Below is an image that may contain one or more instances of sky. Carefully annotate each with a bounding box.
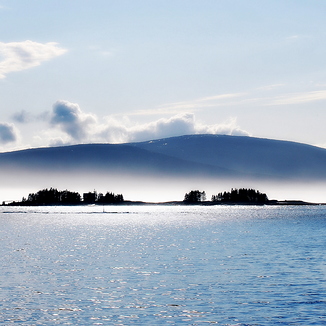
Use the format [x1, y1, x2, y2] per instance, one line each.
[1, 0, 326, 153]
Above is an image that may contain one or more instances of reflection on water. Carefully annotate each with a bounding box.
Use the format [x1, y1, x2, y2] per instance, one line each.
[1, 205, 326, 325]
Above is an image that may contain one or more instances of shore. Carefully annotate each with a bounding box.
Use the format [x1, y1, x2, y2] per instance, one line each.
[3, 199, 324, 206]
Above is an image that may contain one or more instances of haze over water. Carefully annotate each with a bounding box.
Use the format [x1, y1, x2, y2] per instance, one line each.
[1, 205, 326, 325]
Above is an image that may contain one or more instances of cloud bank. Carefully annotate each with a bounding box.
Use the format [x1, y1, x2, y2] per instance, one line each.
[0, 40, 67, 79]
[98, 113, 249, 143]
[48, 100, 250, 145]
[0, 122, 17, 144]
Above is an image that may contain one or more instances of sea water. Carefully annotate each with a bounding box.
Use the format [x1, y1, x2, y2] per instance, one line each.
[0, 205, 326, 325]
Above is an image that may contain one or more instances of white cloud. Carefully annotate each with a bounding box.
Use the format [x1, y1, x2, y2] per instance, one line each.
[50, 100, 96, 141]
[0, 122, 18, 144]
[195, 117, 250, 137]
[96, 113, 250, 143]
[0, 40, 67, 79]
[49, 101, 250, 145]
[127, 113, 196, 141]
[126, 113, 250, 142]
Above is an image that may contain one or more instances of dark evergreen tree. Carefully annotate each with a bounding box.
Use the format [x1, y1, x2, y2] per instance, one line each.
[60, 190, 81, 204]
[5, 188, 124, 206]
[211, 188, 268, 203]
[184, 190, 206, 203]
[97, 192, 124, 203]
[22, 188, 82, 205]
[83, 191, 97, 204]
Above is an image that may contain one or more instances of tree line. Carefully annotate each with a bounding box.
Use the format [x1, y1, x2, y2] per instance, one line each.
[5, 188, 124, 206]
[3, 187, 269, 206]
[184, 188, 268, 204]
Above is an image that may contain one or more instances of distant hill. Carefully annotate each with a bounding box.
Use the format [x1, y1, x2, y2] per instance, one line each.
[0, 142, 233, 177]
[132, 134, 326, 180]
[1, 134, 326, 180]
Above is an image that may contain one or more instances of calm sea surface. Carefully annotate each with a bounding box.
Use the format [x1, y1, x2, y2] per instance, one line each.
[1, 205, 326, 325]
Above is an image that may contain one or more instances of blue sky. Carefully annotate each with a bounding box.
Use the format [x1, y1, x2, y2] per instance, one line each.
[1, 0, 326, 152]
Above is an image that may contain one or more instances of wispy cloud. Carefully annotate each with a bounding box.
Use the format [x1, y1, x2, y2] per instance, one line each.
[184, 87, 326, 109]
[285, 34, 313, 42]
[158, 92, 247, 113]
[256, 84, 285, 91]
[286, 35, 300, 41]
[124, 86, 326, 118]
[197, 93, 246, 102]
[131, 92, 247, 116]
[88, 45, 115, 57]
[267, 90, 326, 106]
[12, 110, 32, 123]
[12, 110, 49, 123]
[0, 40, 67, 79]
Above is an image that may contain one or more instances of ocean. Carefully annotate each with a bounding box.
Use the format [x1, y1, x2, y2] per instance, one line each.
[1, 205, 326, 325]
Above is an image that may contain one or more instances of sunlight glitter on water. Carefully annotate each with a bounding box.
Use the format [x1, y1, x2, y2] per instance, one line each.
[1, 205, 326, 325]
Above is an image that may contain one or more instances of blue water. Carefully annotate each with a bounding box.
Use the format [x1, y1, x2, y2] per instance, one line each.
[1, 205, 326, 325]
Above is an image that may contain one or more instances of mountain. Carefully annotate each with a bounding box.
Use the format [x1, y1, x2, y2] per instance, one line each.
[1, 134, 326, 180]
[0, 142, 234, 177]
[131, 134, 326, 180]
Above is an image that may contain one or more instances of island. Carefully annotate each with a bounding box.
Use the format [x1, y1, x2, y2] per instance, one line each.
[1, 187, 321, 206]
[2, 188, 124, 206]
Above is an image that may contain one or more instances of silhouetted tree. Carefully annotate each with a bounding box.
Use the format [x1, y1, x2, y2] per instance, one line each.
[60, 190, 81, 204]
[211, 188, 268, 203]
[21, 188, 82, 205]
[83, 191, 97, 204]
[5, 187, 125, 206]
[184, 190, 206, 203]
[97, 192, 124, 203]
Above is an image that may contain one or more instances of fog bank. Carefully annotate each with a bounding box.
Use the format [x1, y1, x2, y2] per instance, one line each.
[1, 169, 326, 204]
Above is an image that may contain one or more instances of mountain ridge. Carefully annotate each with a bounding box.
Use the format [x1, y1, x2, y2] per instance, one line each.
[1, 134, 326, 180]
[0, 141, 236, 177]
[132, 134, 326, 179]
